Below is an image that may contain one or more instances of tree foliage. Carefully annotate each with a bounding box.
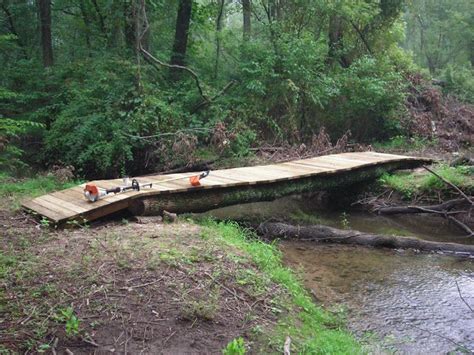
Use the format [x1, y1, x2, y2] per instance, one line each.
[0, 0, 472, 177]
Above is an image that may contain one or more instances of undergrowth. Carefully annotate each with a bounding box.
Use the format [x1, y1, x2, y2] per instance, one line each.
[373, 135, 434, 152]
[379, 165, 473, 199]
[201, 219, 360, 354]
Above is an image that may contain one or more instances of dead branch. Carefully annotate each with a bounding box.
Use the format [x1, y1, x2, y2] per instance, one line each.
[447, 216, 474, 237]
[376, 198, 469, 215]
[455, 280, 474, 313]
[284, 336, 291, 355]
[376, 198, 473, 237]
[423, 166, 473, 206]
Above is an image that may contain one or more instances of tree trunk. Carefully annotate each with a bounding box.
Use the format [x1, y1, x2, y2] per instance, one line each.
[328, 15, 348, 68]
[170, 0, 193, 69]
[128, 160, 430, 216]
[79, 0, 92, 54]
[38, 0, 53, 67]
[91, 0, 106, 35]
[124, 0, 137, 53]
[213, 0, 225, 79]
[257, 222, 474, 257]
[242, 0, 251, 41]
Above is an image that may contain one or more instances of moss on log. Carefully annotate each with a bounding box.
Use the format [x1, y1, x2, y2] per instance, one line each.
[129, 161, 423, 216]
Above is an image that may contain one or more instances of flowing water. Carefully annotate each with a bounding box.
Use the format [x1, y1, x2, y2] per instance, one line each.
[206, 197, 474, 353]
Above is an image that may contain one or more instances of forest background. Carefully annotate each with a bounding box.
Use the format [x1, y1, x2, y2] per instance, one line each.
[1, 0, 472, 179]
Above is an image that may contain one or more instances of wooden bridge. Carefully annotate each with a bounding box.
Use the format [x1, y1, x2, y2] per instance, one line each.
[22, 152, 430, 224]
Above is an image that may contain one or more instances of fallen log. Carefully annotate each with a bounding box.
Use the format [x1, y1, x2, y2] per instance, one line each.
[256, 222, 474, 256]
[375, 198, 470, 215]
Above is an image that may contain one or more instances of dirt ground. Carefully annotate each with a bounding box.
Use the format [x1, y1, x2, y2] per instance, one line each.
[0, 211, 286, 354]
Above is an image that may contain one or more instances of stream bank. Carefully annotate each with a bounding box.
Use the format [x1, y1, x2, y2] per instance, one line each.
[205, 193, 474, 353]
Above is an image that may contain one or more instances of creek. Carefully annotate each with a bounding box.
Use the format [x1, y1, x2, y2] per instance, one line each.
[206, 196, 474, 353]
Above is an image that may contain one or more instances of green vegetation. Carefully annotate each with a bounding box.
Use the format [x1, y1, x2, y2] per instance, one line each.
[0, 177, 358, 353]
[57, 307, 80, 337]
[379, 165, 474, 199]
[1, 0, 471, 179]
[223, 337, 246, 355]
[373, 135, 434, 152]
[202, 220, 360, 353]
[403, 0, 473, 102]
[0, 173, 80, 209]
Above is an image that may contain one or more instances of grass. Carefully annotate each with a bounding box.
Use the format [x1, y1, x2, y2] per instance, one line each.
[379, 164, 473, 199]
[200, 219, 361, 354]
[0, 173, 81, 210]
[373, 135, 434, 152]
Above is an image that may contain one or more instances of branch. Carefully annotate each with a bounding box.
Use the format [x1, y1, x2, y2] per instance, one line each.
[348, 19, 373, 55]
[137, 0, 235, 112]
[423, 166, 473, 206]
[137, 0, 206, 100]
[447, 216, 474, 237]
[139, 45, 207, 100]
[190, 79, 236, 114]
[455, 280, 473, 313]
[123, 127, 212, 141]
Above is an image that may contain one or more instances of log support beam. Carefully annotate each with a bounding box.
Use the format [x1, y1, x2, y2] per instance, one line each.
[128, 161, 424, 216]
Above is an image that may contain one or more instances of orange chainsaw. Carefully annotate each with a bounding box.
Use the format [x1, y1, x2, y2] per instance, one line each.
[83, 171, 210, 202]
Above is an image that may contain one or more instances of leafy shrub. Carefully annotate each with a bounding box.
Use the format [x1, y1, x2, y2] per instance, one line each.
[43, 59, 193, 178]
[441, 65, 474, 103]
[326, 56, 406, 141]
[0, 116, 44, 173]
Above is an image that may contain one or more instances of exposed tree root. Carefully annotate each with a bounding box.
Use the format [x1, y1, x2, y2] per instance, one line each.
[256, 222, 474, 256]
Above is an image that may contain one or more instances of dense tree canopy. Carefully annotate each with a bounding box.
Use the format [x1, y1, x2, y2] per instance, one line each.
[0, 0, 472, 178]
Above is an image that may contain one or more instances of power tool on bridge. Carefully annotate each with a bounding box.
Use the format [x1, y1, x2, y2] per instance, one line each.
[83, 171, 210, 202]
[83, 178, 153, 202]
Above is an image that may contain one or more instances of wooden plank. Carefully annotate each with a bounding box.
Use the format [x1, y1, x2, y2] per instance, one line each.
[210, 171, 254, 183]
[82, 200, 130, 222]
[310, 156, 363, 167]
[31, 197, 75, 218]
[37, 194, 88, 214]
[269, 163, 325, 176]
[290, 160, 341, 170]
[223, 167, 283, 183]
[198, 176, 239, 188]
[282, 162, 332, 173]
[22, 200, 69, 222]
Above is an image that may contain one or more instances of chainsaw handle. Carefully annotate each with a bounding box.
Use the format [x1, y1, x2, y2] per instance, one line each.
[199, 170, 210, 179]
[106, 187, 121, 194]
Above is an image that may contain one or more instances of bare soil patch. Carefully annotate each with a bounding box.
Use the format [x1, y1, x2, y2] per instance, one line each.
[1, 211, 285, 354]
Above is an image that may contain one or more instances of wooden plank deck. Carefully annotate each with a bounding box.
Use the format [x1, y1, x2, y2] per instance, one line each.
[22, 151, 430, 224]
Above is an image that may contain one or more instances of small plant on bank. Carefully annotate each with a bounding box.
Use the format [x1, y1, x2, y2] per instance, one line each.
[340, 212, 350, 229]
[182, 290, 220, 321]
[56, 307, 80, 337]
[222, 337, 246, 355]
[39, 217, 50, 228]
[66, 218, 90, 229]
